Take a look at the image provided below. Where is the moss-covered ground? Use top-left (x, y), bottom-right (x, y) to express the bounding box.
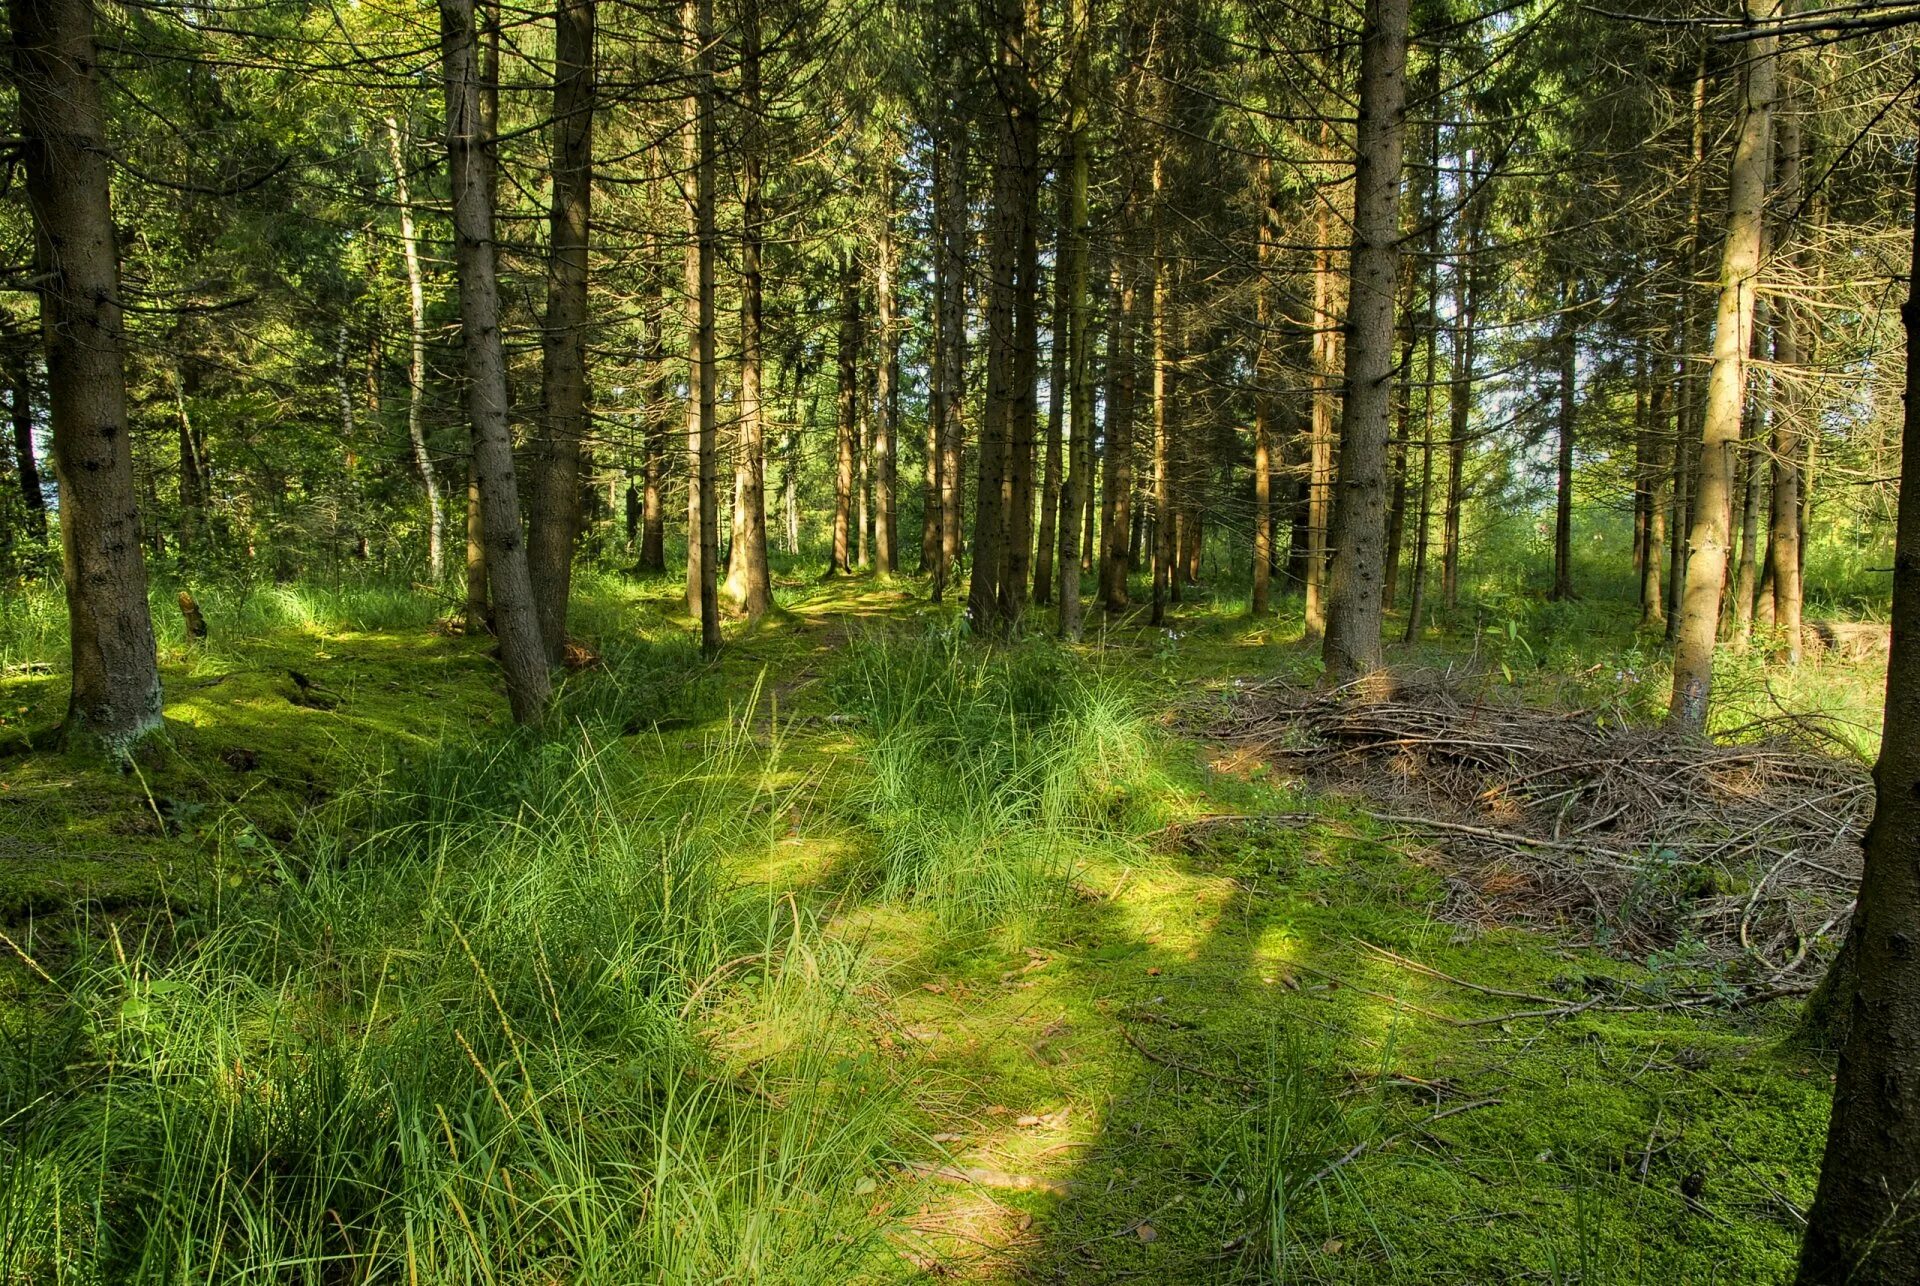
top-left (0, 569), bottom-right (1864, 1282)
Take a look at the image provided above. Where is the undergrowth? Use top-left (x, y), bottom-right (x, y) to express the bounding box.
top-left (830, 629), bottom-right (1159, 929)
top-left (0, 705), bottom-right (900, 1284)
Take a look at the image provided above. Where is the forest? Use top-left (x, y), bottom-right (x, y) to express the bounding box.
top-left (2, 0), bottom-right (1919, 1278)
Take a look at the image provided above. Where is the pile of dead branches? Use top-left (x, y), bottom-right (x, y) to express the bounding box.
top-left (1203, 679), bottom-right (1867, 981)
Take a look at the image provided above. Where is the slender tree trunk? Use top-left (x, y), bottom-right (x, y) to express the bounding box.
top-left (1668, 54), bottom-right (1712, 645)
top-left (924, 137), bottom-right (950, 583)
top-left (1057, 0), bottom-right (1091, 639)
top-left (723, 0), bottom-right (773, 618)
top-left (1251, 183), bottom-right (1275, 618)
top-left (639, 236), bottom-right (668, 572)
top-left (938, 122), bottom-right (968, 595)
top-left (9, 0), bottom-right (162, 747)
top-left (440, 0), bottom-right (551, 723)
top-left (1441, 177), bottom-right (1481, 613)
top-left (384, 116), bottom-right (445, 583)
top-left (682, 0), bottom-right (720, 653)
top-left (1733, 328), bottom-right (1768, 645)
top-left (529, 0), bottom-right (594, 660)
top-left (1001, 0), bottom-right (1041, 627)
top-left (1405, 274), bottom-right (1437, 644)
top-left (465, 458), bottom-right (488, 629)
top-left (1383, 290), bottom-right (1414, 611)
top-left (970, 2), bottom-right (1025, 635)
top-left (1643, 372), bottom-right (1669, 628)
top-left (1670, 0), bottom-right (1776, 728)
top-left (1796, 127), bottom-right (1920, 1286)
top-left (4, 334), bottom-right (45, 537)
top-left (1322, 0), bottom-right (1411, 685)
top-left (834, 260), bottom-right (859, 575)
top-left (1305, 125), bottom-right (1341, 642)
top-left (1036, 190), bottom-right (1068, 608)
top-left (1102, 260), bottom-right (1136, 613)
top-left (1148, 188), bottom-right (1173, 628)
top-left (858, 364), bottom-right (872, 570)
top-left (1772, 71), bottom-right (1805, 664)
top-left (1551, 280), bottom-right (1577, 601)
top-left (874, 172), bottom-right (899, 577)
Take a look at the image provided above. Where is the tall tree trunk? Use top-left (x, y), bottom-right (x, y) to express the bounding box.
top-left (1102, 259), bottom-right (1136, 613)
top-left (1057, 0), bottom-right (1091, 639)
top-left (9, 0), bottom-right (162, 748)
top-left (1252, 182), bottom-right (1277, 617)
top-left (639, 235), bottom-right (668, 572)
top-left (723, 0), bottom-right (772, 618)
top-left (858, 364), bottom-right (872, 569)
top-left (874, 171), bottom-right (899, 576)
top-left (1322, 0), bottom-right (1411, 685)
top-left (833, 260), bottom-right (860, 575)
top-left (384, 116), bottom-right (445, 583)
top-left (1405, 264), bottom-right (1437, 643)
top-left (1148, 184), bottom-right (1173, 628)
top-left (1733, 321), bottom-right (1768, 645)
top-left (923, 138), bottom-right (950, 583)
top-left (1668, 53), bottom-right (1711, 646)
top-left (682, 0), bottom-right (720, 652)
top-left (969, 0), bottom-right (1025, 635)
top-left (440, 0), bottom-right (551, 724)
top-left (1440, 164), bottom-right (1481, 613)
top-left (1001, 0), bottom-right (1041, 627)
top-left (1305, 123), bottom-right (1341, 642)
top-left (1036, 188), bottom-right (1068, 608)
top-left (530, 0), bottom-right (594, 661)
top-left (1670, 0), bottom-right (1776, 728)
top-left (1772, 70), bottom-right (1805, 664)
top-left (1643, 371), bottom-right (1669, 628)
top-left (1795, 124), bottom-right (1920, 1286)
top-left (938, 116), bottom-right (968, 595)
top-left (1551, 279), bottom-right (1577, 601)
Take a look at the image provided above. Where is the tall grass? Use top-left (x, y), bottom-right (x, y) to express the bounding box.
top-left (0, 577), bottom-right (445, 673)
top-left (0, 710), bottom-right (899, 1284)
top-left (831, 629), bottom-right (1155, 928)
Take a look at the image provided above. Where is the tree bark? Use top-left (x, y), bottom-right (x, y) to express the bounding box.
top-left (9, 0), bottom-right (163, 748)
top-left (1795, 121), bottom-right (1920, 1286)
top-left (1643, 369), bottom-right (1669, 628)
top-left (1036, 185), bottom-right (1068, 608)
top-left (384, 116), bottom-right (446, 583)
top-left (1322, 0), bottom-right (1411, 685)
top-left (1670, 0), bottom-right (1776, 728)
top-left (638, 235), bottom-right (668, 572)
top-left (873, 171), bottom-right (900, 577)
top-left (833, 260), bottom-right (860, 575)
top-left (1056, 0), bottom-right (1091, 640)
top-left (1441, 183), bottom-right (1479, 613)
top-left (1102, 258), bottom-right (1136, 614)
top-left (1771, 69), bottom-right (1805, 664)
top-left (530, 0), bottom-right (594, 661)
top-left (937, 115), bottom-right (968, 596)
top-left (1252, 178), bottom-right (1278, 617)
top-left (723, 0), bottom-right (773, 618)
top-left (1551, 278), bottom-right (1577, 601)
top-left (440, 0), bottom-right (551, 724)
top-left (1000, 0), bottom-right (1041, 628)
top-left (682, 0), bottom-right (720, 653)
top-left (1305, 122), bottom-right (1342, 643)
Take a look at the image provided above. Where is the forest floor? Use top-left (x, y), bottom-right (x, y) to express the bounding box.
top-left (0, 569), bottom-right (1883, 1282)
